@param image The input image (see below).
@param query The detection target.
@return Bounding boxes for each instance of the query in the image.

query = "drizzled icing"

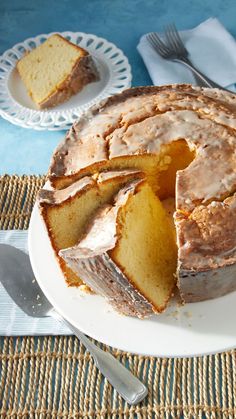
[176,193,236,270]
[47,84,236,303]
[38,169,142,206]
[38,176,95,205]
[49,85,236,213]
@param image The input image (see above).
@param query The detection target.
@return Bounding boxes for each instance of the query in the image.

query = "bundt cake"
[17,34,99,109]
[60,179,177,317]
[38,84,236,316]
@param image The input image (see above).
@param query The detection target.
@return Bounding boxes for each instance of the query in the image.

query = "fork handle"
[174,57,231,92]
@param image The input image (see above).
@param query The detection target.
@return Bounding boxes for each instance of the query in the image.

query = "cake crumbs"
[104,308,112,314]
[183,311,192,318]
[167,310,180,319]
[79,284,94,294]
[36,294,40,300]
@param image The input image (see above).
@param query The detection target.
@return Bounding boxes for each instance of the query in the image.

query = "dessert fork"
[0,243,148,405]
[147,23,230,92]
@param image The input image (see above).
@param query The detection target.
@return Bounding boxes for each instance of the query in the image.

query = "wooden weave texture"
[0,175,235,419]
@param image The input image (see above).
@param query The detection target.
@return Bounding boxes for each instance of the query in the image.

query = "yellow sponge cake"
[60,179,177,317]
[17,34,99,109]
[38,169,144,286]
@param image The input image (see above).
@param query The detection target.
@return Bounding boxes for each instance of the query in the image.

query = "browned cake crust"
[39,55,99,109]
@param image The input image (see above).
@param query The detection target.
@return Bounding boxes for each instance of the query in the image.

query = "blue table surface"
[1,0,236,175]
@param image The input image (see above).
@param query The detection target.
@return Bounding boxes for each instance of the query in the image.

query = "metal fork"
[147,23,230,91]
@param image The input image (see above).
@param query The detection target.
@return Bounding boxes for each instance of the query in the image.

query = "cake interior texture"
[42,138,194,293]
[43,138,193,287]
[157,140,195,199]
[109,182,178,312]
[44,183,101,287]
[39,171,144,286]
[17,34,97,108]
[59,180,178,315]
[53,138,195,194]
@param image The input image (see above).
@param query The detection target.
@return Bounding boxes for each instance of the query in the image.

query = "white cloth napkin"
[137,17,236,89]
[0,230,71,335]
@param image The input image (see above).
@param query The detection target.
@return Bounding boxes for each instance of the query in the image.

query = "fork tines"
[164,23,188,55]
[146,32,171,58]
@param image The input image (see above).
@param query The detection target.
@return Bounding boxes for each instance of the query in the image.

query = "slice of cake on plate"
[17,34,99,109]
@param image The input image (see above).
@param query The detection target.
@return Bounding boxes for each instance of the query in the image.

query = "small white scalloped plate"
[0,32,132,130]
[28,201,236,357]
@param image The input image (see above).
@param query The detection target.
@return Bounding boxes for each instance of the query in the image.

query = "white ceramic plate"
[28,203,236,357]
[0,32,132,131]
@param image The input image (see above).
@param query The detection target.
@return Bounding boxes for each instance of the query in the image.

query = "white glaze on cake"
[176,193,236,301]
[38,176,95,205]
[46,84,236,304]
[38,169,142,206]
[49,85,236,180]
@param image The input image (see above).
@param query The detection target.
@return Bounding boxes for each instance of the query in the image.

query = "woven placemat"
[0,175,236,419]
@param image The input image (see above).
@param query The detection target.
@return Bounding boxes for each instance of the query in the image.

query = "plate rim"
[28,200,236,358]
[0,31,132,131]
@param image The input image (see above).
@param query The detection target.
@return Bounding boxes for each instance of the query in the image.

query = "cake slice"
[17,34,99,109]
[38,170,144,286]
[60,179,177,318]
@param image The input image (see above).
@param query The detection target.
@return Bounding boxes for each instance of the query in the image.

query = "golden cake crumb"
[17,34,99,108]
